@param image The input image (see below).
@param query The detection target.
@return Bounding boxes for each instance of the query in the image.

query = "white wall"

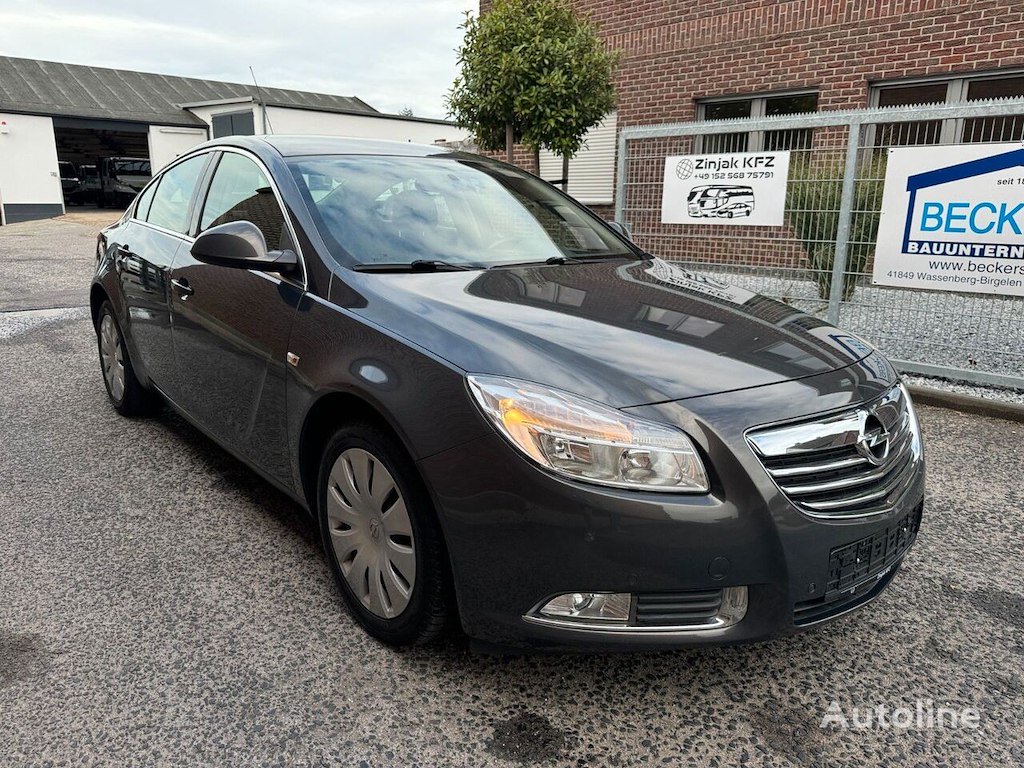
[539,112,618,205]
[148,125,208,170]
[264,106,469,146]
[0,113,63,218]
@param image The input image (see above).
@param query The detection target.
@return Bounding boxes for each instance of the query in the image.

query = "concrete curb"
[907,384,1024,424]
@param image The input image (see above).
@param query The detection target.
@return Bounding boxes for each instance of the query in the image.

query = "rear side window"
[134,182,157,221]
[200,152,285,249]
[146,154,208,234]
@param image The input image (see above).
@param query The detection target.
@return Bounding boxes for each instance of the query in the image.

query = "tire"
[317,422,451,646]
[95,301,161,417]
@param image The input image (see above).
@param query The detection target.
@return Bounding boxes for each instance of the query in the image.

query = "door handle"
[170,278,194,299]
[114,245,133,269]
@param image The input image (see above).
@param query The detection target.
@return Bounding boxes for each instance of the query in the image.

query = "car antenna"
[250,66,274,134]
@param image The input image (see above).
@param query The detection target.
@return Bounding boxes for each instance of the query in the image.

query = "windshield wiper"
[569,253,638,264]
[491,252,634,269]
[353,259,476,272]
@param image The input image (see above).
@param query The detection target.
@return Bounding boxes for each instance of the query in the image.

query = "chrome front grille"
[747,384,922,519]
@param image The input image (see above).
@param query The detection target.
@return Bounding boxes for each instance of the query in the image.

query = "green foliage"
[785,157,886,301]
[446,0,620,159]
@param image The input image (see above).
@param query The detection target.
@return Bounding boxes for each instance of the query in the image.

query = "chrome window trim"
[126,145,307,290]
[132,219,197,244]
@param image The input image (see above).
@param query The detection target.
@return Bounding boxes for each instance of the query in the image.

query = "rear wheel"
[96,302,160,417]
[317,423,450,646]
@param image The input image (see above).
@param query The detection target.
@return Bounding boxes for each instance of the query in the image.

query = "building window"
[211,110,256,138]
[871,72,1024,146]
[698,92,818,153]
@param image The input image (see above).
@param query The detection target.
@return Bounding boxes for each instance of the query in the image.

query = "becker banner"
[873,142,1024,296]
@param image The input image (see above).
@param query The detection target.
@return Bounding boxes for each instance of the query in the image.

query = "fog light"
[538,592,631,624]
[719,586,748,625]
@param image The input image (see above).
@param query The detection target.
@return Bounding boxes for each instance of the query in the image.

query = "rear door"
[111,152,211,397]
[168,149,302,484]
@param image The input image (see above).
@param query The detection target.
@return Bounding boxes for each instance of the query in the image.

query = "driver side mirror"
[190,220,298,273]
[607,220,632,241]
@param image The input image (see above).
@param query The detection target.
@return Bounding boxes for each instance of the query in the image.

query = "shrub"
[785,156,886,301]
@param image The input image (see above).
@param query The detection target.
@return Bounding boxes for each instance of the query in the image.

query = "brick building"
[480,0,1024,218]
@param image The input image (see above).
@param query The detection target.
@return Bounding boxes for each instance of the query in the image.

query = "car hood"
[339,258,877,408]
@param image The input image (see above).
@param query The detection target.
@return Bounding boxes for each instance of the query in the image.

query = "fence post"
[827,120,862,325]
[614,130,629,225]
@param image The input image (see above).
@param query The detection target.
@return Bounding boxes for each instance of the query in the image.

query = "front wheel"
[317,423,451,646]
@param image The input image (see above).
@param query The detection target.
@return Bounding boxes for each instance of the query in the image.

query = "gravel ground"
[1,217,1023,766]
[1,309,1022,767]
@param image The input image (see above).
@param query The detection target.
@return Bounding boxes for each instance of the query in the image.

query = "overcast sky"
[0,0,478,118]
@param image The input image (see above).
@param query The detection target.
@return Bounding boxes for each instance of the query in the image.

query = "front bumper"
[417,359,925,651]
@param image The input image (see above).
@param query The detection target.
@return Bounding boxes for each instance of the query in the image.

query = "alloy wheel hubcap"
[326,448,416,619]
[99,315,126,401]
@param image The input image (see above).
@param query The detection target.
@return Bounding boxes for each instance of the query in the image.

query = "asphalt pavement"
[1,216,1022,767]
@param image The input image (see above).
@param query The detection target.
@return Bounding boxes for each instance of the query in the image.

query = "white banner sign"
[873,142,1024,296]
[661,151,790,226]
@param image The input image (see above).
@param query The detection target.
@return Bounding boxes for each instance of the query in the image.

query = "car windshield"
[288,154,635,269]
[113,160,151,176]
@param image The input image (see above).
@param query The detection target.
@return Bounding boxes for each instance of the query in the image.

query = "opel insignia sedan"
[90,136,924,650]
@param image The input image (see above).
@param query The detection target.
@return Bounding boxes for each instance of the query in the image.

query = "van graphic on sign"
[687,185,755,219]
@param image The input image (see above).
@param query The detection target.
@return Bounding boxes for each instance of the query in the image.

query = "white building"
[0,56,469,225]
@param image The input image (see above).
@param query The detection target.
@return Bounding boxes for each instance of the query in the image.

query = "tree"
[446,0,619,188]
[398,106,414,117]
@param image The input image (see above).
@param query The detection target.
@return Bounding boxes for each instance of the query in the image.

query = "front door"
[168,150,301,485]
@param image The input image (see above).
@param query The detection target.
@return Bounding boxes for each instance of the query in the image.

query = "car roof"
[203,134,459,158]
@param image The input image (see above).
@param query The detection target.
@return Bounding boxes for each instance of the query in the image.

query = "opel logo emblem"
[856,411,890,465]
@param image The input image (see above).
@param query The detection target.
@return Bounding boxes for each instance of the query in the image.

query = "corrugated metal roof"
[0,56,378,127]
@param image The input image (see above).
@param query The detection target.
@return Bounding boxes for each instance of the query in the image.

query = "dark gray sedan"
[90,136,924,650]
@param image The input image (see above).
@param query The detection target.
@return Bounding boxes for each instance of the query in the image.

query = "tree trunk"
[505,122,513,164]
[561,155,569,193]
[533,146,540,176]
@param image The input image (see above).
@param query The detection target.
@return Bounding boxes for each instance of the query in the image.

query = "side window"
[199,153,285,249]
[134,181,158,221]
[146,154,208,234]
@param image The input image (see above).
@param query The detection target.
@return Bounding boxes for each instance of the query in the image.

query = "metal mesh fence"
[617,101,1024,388]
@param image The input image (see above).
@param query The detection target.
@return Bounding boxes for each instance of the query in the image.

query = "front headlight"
[467,375,709,493]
